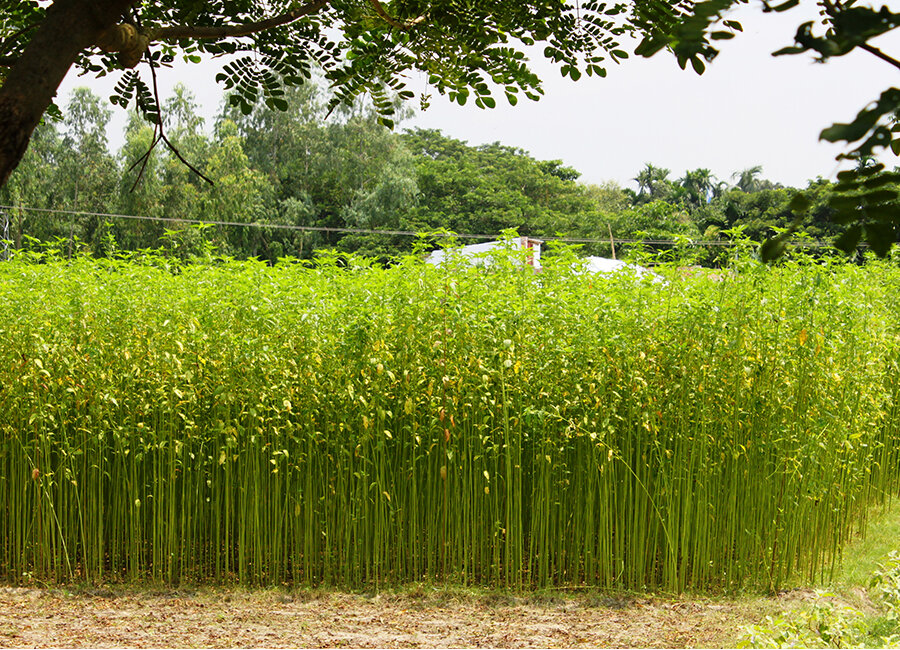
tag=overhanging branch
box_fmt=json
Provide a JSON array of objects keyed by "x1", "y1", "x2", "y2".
[
  {"x1": 859, "y1": 43, "x2": 900, "y2": 72},
  {"x1": 150, "y1": 0, "x2": 330, "y2": 41},
  {"x1": 128, "y1": 45, "x2": 213, "y2": 188}
]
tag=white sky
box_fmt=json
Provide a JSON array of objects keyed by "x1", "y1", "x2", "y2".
[{"x1": 58, "y1": 2, "x2": 900, "y2": 191}]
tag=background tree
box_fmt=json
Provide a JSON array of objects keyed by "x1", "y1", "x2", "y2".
[
  {"x1": 112, "y1": 109, "x2": 162, "y2": 251},
  {"x1": 678, "y1": 168, "x2": 716, "y2": 207},
  {"x1": 39, "y1": 88, "x2": 117, "y2": 251},
  {"x1": 0, "y1": 121, "x2": 61, "y2": 249},
  {"x1": 201, "y1": 119, "x2": 275, "y2": 257},
  {"x1": 733, "y1": 166, "x2": 764, "y2": 193},
  {"x1": 401, "y1": 128, "x2": 598, "y2": 240},
  {"x1": 156, "y1": 86, "x2": 210, "y2": 232},
  {"x1": 581, "y1": 181, "x2": 632, "y2": 214},
  {"x1": 633, "y1": 163, "x2": 680, "y2": 204},
  {"x1": 227, "y1": 84, "x2": 420, "y2": 259}
]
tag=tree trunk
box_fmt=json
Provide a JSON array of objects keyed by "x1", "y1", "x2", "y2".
[{"x1": 0, "y1": 0, "x2": 135, "y2": 188}]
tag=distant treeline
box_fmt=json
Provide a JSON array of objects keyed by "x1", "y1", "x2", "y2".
[{"x1": 0, "y1": 84, "x2": 866, "y2": 265}]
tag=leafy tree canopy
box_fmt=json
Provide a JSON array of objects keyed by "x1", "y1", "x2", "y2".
[
  {"x1": 0, "y1": 0, "x2": 633, "y2": 189},
  {"x1": 401, "y1": 127, "x2": 598, "y2": 238}
]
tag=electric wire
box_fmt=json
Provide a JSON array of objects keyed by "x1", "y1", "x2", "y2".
[{"x1": 0, "y1": 204, "x2": 839, "y2": 248}]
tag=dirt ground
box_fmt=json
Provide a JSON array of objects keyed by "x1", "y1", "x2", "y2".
[{"x1": 0, "y1": 584, "x2": 802, "y2": 648}]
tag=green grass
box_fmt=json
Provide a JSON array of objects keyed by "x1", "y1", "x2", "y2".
[
  {"x1": 2, "y1": 248, "x2": 900, "y2": 592},
  {"x1": 832, "y1": 503, "x2": 900, "y2": 588}
]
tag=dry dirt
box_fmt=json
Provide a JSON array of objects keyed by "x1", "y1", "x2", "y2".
[{"x1": 0, "y1": 584, "x2": 800, "y2": 648}]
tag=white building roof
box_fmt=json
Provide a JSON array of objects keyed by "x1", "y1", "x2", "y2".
[
  {"x1": 425, "y1": 244, "x2": 663, "y2": 284},
  {"x1": 579, "y1": 256, "x2": 665, "y2": 282},
  {"x1": 426, "y1": 237, "x2": 543, "y2": 270}
]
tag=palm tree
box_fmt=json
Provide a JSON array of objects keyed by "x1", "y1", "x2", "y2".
[
  {"x1": 679, "y1": 168, "x2": 715, "y2": 205},
  {"x1": 634, "y1": 163, "x2": 671, "y2": 200},
  {"x1": 712, "y1": 179, "x2": 730, "y2": 199},
  {"x1": 732, "y1": 165, "x2": 764, "y2": 193}
]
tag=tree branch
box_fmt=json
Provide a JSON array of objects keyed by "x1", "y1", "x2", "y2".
[
  {"x1": 819, "y1": 0, "x2": 900, "y2": 71},
  {"x1": 859, "y1": 43, "x2": 900, "y2": 72},
  {"x1": 128, "y1": 46, "x2": 213, "y2": 189},
  {"x1": 150, "y1": 0, "x2": 330, "y2": 41},
  {"x1": 0, "y1": 56, "x2": 17, "y2": 67},
  {"x1": 368, "y1": 0, "x2": 428, "y2": 29}
]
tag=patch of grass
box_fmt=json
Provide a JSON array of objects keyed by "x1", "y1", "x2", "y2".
[
  {"x1": 290, "y1": 587, "x2": 329, "y2": 603},
  {"x1": 480, "y1": 591, "x2": 520, "y2": 607},
  {"x1": 144, "y1": 588, "x2": 198, "y2": 599},
  {"x1": 427, "y1": 585, "x2": 483, "y2": 608},
  {"x1": 581, "y1": 593, "x2": 633, "y2": 609},
  {"x1": 832, "y1": 503, "x2": 900, "y2": 588}
]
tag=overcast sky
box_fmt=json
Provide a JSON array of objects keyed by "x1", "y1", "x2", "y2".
[{"x1": 58, "y1": 2, "x2": 899, "y2": 191}]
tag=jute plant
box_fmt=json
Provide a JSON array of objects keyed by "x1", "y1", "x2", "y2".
[{"x1": 1, "y1": 250, "x2": 899, "y2": 590}]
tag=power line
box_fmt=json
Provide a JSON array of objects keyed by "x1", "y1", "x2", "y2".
[
  {"x1": 0, "y1": 204, "x2": 839, "y2": 249},
  {"x1": 1, "y1": 204, "x2": 445, "y2": 238}
]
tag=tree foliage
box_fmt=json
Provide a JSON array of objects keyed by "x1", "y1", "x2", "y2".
[
  {"x1": 401, "y1": 128, "x2": 596, "y2": 239},
  {"x1": 0, "y1": 0, "x2": 634, "y2": 188}
]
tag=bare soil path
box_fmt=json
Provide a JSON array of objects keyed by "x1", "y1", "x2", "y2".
[{"x1": 0, "y1": 585, "x2": 797, "y2": 648}]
